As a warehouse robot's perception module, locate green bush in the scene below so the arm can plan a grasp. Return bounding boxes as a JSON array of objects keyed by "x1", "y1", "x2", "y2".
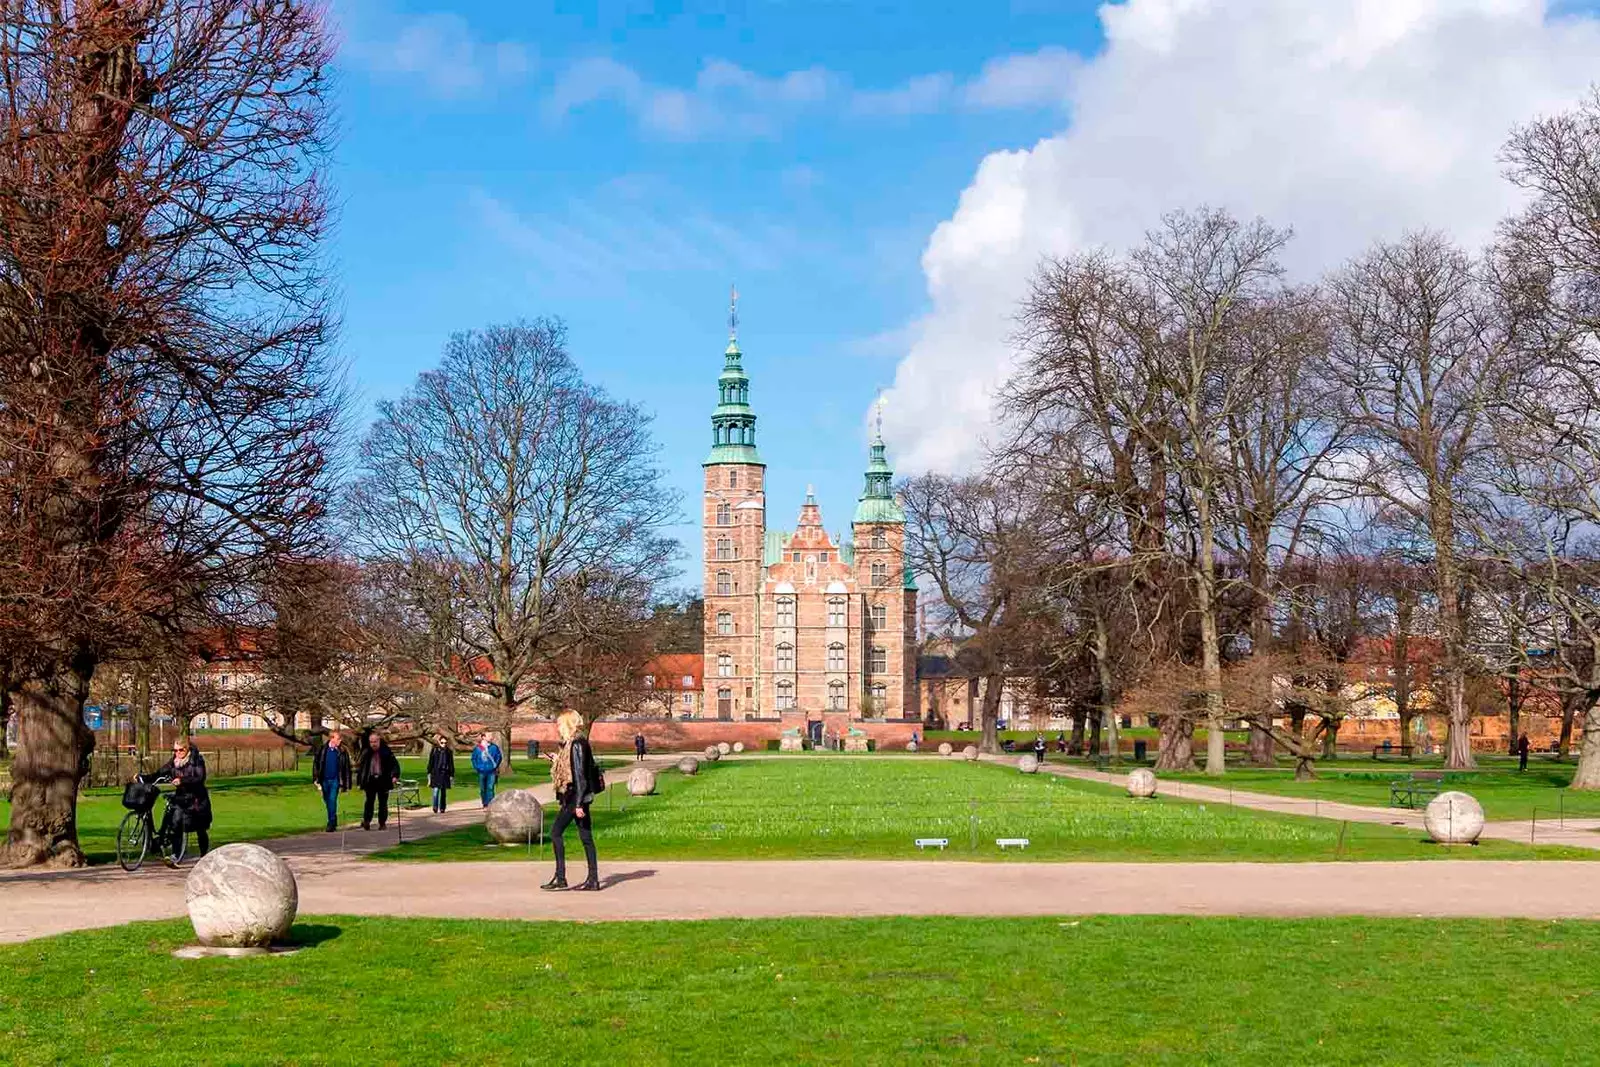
[{"x1": 765, "y1": 739, "x2": 780, "y2": 752}]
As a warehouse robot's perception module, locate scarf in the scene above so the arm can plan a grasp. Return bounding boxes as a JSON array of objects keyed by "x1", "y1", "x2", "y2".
[{"x1": 552, "y1": 739, "x2": 575, "y2": 796}]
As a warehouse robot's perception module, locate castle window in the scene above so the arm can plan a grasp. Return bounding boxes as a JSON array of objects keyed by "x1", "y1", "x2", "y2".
[
  {"x1": 716, "y1": 611, "x2": 733, "y2": 635},
  {"x1": 644, "y1": 675, "x2": 655, "y2": 689},
  {"x1": 717, "y1": 504, "x2": 731, "y2": 526},
  {"x1": 871, "y1": 531, "x2": 887, "y2": 550},
  {"x1": 828, "y1": 680, "x2": 846, "y2": 710},
  {"x1": 776, "y1": 680, "x2": 795, "y2": 710},
  {"x1": 777, "y1": 597, "x2": 795, "y2": 626},
  {"x1": 871, "y1": 683, "x2": 887, "y2": 706},
  {"x1": 871, "y1": 562, "x2": 888, "y2": 586},
  {"x1": 819, "y1": 551, "x2": 829, "y2": 563},
  {"x1": 729, "y1": 470, "x2": 738, "y2": 488},
  {"x1": 716, "y1": 538, "x2": 733, "y2": 560},
  {"x1": 777, "y1": 643, "x2": 795, "y2": 672},
  {"x1": 870, "y1": 646, "x2": 887, "y2": 673},
  {"x1": 827, "y1": 643, "x2": 846, "y2": 672},
  {"x1": 716, "y1": 571, "x2": 731, "y2": 596},
  {"x1": 717, "y1": 653, "x2": 733, "y2": 677},
  {"x1": 871, "y1": 604, "x2": 887, "y2": 629},
  {"x1": 682, "y1": 692, "x2": 693, "y2": 707},
  {"x1": 791, "y1": 552, "x2": 800, "y2": 563},
  {"x1": 682, "y1": 675, "x2": 694, "y2": 688},
  {"x1": 827, "y1": 598, "x2": 845, "y2": 627}
]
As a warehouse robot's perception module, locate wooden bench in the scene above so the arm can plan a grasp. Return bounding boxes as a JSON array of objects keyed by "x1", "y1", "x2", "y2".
[
  {"x1": 1389, "y1": 770, "x2": 1444, "y2": 809},
  {"x1": 996, "y1": 838, "x2": 1030, "y2": 851},
  {"x1": 1372, "y1": 744, "x2": 1415, "y2": 761},
  {"x1": 914, "y1": 838, "x2": 950, "y2": 851}
]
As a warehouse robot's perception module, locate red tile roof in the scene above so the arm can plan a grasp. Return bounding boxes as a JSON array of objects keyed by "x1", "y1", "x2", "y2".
[{"x1": 642, "y1": 654, "x2": 702, "y2": 692}]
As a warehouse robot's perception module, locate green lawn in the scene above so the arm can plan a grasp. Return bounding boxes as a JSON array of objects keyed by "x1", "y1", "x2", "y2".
[
  {"x1": 1161, "y1": 763, "x2": 1600, "y2": 822},
  {"x1": 372, "y1": 757, "x2": 1589, "y2": 863},
  {"x1": 0, "y1": 756, "x2": 551, "y2": 865},
  {"x1": 5, "y1": 914, "x2": 1599, "y2": 1065}
]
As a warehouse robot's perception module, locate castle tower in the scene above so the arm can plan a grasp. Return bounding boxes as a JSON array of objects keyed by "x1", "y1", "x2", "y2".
[
  {"x1": 852, "y1": 408, "x2": 915, "y2": 719},
  {"x1": 703, "y1": 292, "x2": 765, "y2": 721}
]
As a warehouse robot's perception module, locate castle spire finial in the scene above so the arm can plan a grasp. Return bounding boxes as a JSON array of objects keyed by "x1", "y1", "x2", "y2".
[
  {"x1": 874, "y1": 393, "x2": 885, "y2": 442},
  {"x1": 728, "y1": 282, "x2": 739, "y2": 341}
]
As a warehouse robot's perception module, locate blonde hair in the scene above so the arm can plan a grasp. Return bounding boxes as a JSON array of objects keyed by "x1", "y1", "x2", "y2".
[{"x1": 556, "y1": 709, "x2": 584, "y2": 742}]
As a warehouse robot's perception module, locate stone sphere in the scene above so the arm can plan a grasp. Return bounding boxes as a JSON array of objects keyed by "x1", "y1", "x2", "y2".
[
  {"x1": 184, "y1": 843, "x2": 297, "y2": 948},
  {"x1": 704, "y1": 745, "x2": 722, "y2": 762},
  {"x1": 1425, "y1": 790, "x2": 1485, "y2": 844},
  {"x1": 963, "y1": 745, "x2": 979, "y2": 761},
  {"x1": 677, "y1": 755, "x2": 700, "y2": 776},
  {"x1": 1018, "y1": 754, "x2": 1039, "y2": 774},
  {"x1": 485, "y1": 789, "x2": 545, "y2": 844},
  {"x1": 1127, "y1": 768, "x2": 1158, "y2": 798},
  {"x1": 627, "y1": 766, "x2": 657, "y2": 797},
  {"x1": 732, "y1": 742, "x2": 745, "y2": 753},
  {"x1": 906, "y1": 741, "x2": 919, "y2": 752},
  {"x1": 938, "y1": 742, "x2": 953, "y2": 756},
  {"x1": 717, "y1": 741, "x2": 732, "y2": 755}
]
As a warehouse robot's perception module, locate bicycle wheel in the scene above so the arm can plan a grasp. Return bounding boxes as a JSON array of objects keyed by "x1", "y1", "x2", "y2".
[
  {"x1": 160, "y1": 822, "x2": 188, "y2": 867},
  {"x1": 117, "y1": 811, "x2": 149, "y2": 872}
]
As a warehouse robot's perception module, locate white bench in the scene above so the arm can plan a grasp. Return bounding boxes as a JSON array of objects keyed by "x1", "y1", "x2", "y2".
[
  {"x1": 996, "y1": 838, "x2": 1030, "y2": 850},
  {"x1": 914, "y1": 838, "x2": 949, "y2": 851}
]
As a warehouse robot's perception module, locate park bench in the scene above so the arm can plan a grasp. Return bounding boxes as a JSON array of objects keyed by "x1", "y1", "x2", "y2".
[
  {"x1": 1371, "y1": 744, "x2": 1416, "y2": 760},
  {"x1": 1389, "y1": 770, "x2": 1444, "y2": 809},
  {"x1": 995, "y1": 838, "x2": 1030, "y2": 851},
  {"x1": 394, "y1": 778, "x2": 423, "y2": 809},
  {"x1": 914, "y1": 838, "x2": 950, "y2": 851}
]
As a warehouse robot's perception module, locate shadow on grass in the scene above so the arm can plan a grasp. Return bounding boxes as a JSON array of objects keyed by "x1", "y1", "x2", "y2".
[
  {"x1": 287, "y1": 923, "x2": 343, "y2": 948},
  {"x1": 601, "y1": 869, "x2": 656, "y2": 889}
]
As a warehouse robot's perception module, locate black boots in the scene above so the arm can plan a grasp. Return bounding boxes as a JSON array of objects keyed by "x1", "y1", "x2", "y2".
[
  {"x1": 541, "y1": 876, "x2": 568, "y2": 891},
  {"x1": 572, "y1": 876, "x2": 601, "y2": 892}
]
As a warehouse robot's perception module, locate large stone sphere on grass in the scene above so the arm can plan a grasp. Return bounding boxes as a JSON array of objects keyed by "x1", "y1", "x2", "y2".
[
  {"x1": 733, "y1": 742, "x2": 745, "y2": 753},
  {"x1": 704, "y1": 745, "x2": 722, "y2": 762},
  {"x1": 717, "y1": 741, "x2": 732, "y2": 755},
  {"x1": 962, "y1": 745, "x2": 979, "y2": 761},
  {"x1": 185, "y1": 843, "x2": 297, "y2": 948},
  {"x1": 1424, "y1": 790, "x2": 1485, "y2": 844},
  {"x1": 938, "y1": 742, "x2": 953, "y2": 756},
  {"x1": 1018, "y1": 754, "x2": 1039, "y2": 774},
  {"x1": 678, "y1": 755, "x2": 700, "y2": 776},
  {"x1": 485, "y1": 789, "x2": 544, "y2": 844},
  {"x1": 627, "y1": 766, "x2": 657, "y2": 796},
  {"x1": 906, "y1": 741, "x2": 919, "y2": 752},
  {"x1": 1127, "y1": 768, "x2": 1158, "y2": 798}
]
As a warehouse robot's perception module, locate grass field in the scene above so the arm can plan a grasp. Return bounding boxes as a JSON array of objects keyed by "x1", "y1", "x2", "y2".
[
  {"x1": 0, "y1": 756, "x2": 551, "y2": 865},
  {"x1": 373, "y1": 757, "x2": 1589, "y2": 863},
  {"x1": 1161, "y1": 763, "x2": 1600, "y2": 822},
  {"x1": 4, "y1": 914, "x2": 1598, "y2": 1065}
]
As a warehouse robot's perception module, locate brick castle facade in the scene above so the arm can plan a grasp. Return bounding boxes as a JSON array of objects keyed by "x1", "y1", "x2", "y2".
[{"x1": 700, "y1": 311, "x2": 917, "y2": 727}]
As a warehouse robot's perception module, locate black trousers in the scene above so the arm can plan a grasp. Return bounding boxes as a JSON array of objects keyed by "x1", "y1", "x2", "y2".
[
  {"x1": 362, "y1": 788, "x2": 390, "y2": 828},
  {"x1": 159, "y1": 805, "x2": 209, "y2": 855},
  {"x1": 551, "y1": 801, "x2": 597, "y2": 882}
]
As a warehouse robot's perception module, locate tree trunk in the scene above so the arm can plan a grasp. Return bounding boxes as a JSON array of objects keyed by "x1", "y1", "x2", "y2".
[
  {"x1": 1248, "y1": 715, "x2": 1275, "y2": 766},
  {"x1": 978, "y1": 671, "x2": 1003, "y2": 754},
  {"x1": 1569, "y1": 691, "x2": 1600, "y2": 789},
  {"x1": 0, "y1": 686, "x2": 10, "y2": 761},
  {"x1": 1321, "y1": 718, "x2": 1341, "y2": 759},
  {"x1": 1289, "y1": 704, "x2": 1306, "y2": 737},
  {"x1": 1093, "y1": 612, "x2": 1117, "y2": 763},
  {"x1": 2, "y1": 657, "x2": 97, "y2": 868},
  {"x1": 1506, "y1": 669, "x2": 1522, "y2": 755},
  {"x1": 1154, "y1": 715, "x2": 1196, "y2": 771},
  {"x1": 497, "y1": 696, "x2": 516, "y2": 777},
  {"x1": 1069, "y1": 711, "x2": 1085, "y2": 756},
  {"x1": 1392, "y1": 593, "x2": 1413, "y2": 754},
  {"x1": 1559, "y1": 690, "x2": 1580, "y2": 759},
  {"x1": 1194, "y1": 502, "x2": 1226, "y2": 776},
  {"x1": 132, "y1": 669, "x2": 151, "y2": 770},
  {"x1": 1429, "y1": 504, "x2": 1474, "y2": 769},
  {"x1": 1087, "y1": 709, "x2": 1103, "y2": 759}
]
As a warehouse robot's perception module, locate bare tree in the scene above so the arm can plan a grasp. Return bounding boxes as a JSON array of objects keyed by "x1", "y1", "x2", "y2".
[
  {"x1": 348, "y1": 320, "x2": 677, "y2": 767},
  {"x1": 0, "y1": 1, "x2": 341, "y2": 867}
]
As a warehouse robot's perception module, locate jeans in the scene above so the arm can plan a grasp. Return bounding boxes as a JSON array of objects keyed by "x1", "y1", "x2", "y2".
[
  {"x1": 432, "y1": 786, "x2": 448, "y2": 812},
  {"x1": 320, "y1": 778, "x2": 340, "y2": 829},
  {"x1": 362, "y1": 788, "x2": 390, "y2": 829},
  {"x1": 551, "y1": 802, "x2": 597, "y2": 883},
  {"x1": 478, "y1": 772, "x2": 497, "y2": 807}
]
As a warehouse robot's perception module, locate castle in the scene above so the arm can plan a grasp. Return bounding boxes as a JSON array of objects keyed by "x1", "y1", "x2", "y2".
[{"x1": 700, "y1": 309, "x2": 918, "y2": 730}]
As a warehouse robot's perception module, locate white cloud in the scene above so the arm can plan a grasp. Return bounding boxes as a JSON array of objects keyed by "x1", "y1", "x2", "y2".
[
  {"x1": 880, "y1": 0, "x2": 1600, "y2": 474},
  {"x1": 346, "y1": 11, "x2": 531, "y2": 97},
  {"x1": 852, "y1": 73, "x2": 957, "y2": 117},
  {"x1": 960, "y1": 47, "x2": 1080, "y2": 109}
]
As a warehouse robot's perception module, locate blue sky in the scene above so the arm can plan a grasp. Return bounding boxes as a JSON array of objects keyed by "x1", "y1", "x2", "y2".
[{"x1": 327, "y1": 0, "x2": 1104, "y2": 583}]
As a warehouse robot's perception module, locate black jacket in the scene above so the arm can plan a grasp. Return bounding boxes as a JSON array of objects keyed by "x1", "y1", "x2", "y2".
[
  {"x1": 313, "y1": 742, "x2": 353, "y2": 790},
  {"x1": 151, "y1": 750, "x2": 212, "y2": 831},
  {"x1": 427, "y1": 744, "x2": 454, "y2": 788},
  {"x1": 561, "y1": 737, "x2": 602, "y2": 807},
  {"x1": 357, "y1": 742, "x2": 401, "y2": 792}
]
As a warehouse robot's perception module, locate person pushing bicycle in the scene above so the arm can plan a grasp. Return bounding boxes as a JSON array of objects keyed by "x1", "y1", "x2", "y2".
[{"x1": 143, "y1": 737, "x2": 212, "y2": 858}]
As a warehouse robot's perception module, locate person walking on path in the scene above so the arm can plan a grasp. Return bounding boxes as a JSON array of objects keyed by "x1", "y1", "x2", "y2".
[
  {"x1": 542, "y1": 710, "x2": 601, "y2": 892},
  {"x1": 312, "y1": 729, "x2": 352, "y2": 832},
  {"x1": 634, "y1": 732, "x2": 646, "y2": 761},
  {"x1": 1033, "y1": 734, "x2": 1047, "y2": 762},
  {"x1": 357, "y1": 730, "x2": 401, "y2": 831},
  {"x1": 1517, "y1": 733, "x2": 1531, "y2": 772},
  {"x1": 428, "y1": 734, "x2": 455, "y2": 812},
  {"x1": 148, "y1": 737, "x2": 212, "y2": 860},
  {"x1": 472, "y1": 733, "x2": 503, "y2": 807}
]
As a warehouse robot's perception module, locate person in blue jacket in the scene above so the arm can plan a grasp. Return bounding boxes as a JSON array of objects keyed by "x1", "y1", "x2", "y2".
[{"x1": 471, "y1": 732, "x2": 503, "y2": 807}]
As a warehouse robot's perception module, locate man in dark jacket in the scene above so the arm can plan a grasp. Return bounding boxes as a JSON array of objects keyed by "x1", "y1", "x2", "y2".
[
  {"x1": 357, "y1": 730, "x2": 401, "y2": 831},
  {"x1": 313, "y1": 730, "x2": 353, "y2": 831},
  {"x1": 427, "y1": 734, "x2": 454, "y2": 813},
  {"x1": 634, "y1": 732, "x2": 646, "y2": 761},
  {"x1": 1517, "y1": 733, "x2": 1531, "y2": 772},
  {"x1": 151, "y1": 737, "x2": 211, "y2": 860}
]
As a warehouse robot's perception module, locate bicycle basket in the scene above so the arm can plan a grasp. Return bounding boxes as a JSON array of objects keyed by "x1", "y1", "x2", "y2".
[{"x1": 122, "y1": 780, "x2": 159, "y2": 812}]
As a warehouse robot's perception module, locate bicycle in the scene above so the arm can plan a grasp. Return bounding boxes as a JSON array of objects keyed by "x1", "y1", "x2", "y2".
[{"x1": 117, "y1": 776, "x2": 190, "y2": 871}]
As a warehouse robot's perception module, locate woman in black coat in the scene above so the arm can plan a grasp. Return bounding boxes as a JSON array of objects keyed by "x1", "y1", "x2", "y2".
[
  {"x1": 150, "y1": 737, "x2": 212, "y2": 859},
  {"x1": 427, "y1": 734, "x2": 454, "y2": 813},
  {"x1": 356, "y1": 730, "x2": 402, "y2": 831},
  {"x1": 542, "y1": 710, "x2": 601, "y2": 892}
]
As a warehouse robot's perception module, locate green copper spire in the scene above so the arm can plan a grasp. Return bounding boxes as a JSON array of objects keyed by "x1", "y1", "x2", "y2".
[
  {"x1": 704, "y1": 285, "x2": 764, "y2": 467},
  {"x1": 854, "y1": 398, "x2": 905, "y2": 524}
]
